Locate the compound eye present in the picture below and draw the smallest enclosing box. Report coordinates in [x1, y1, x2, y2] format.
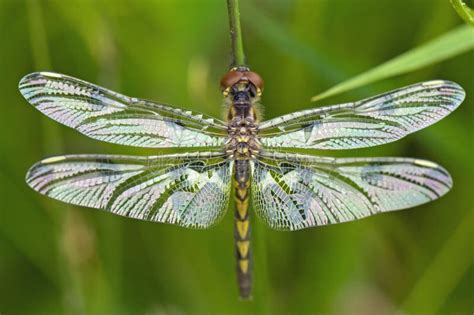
[244, 71, 264, 91]
[220, 70, 244, 91]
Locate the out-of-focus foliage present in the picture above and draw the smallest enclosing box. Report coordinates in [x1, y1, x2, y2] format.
[0, 1, 472, 315]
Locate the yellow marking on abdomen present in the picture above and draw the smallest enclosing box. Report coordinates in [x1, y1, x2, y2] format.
[239, 259, 249, 274]
[236, 187, 248, 200]
[237, 240, 250, 258]
[236, 220, 249, 239]
[235, 197, 249, 219]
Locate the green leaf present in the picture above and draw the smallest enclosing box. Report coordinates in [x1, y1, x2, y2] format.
[450, 0, 474, 25]
[311, 25, 474, 102]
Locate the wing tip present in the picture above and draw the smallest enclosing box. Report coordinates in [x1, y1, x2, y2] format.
[423, 79, 466, 108]
[25, 160, 46, 192]
[18, 73, 37, 94]
[19, 71, 63, 91]
[25, 155, 68, 190]
[19, 72, 48, 100]
[414, 158, 453, 197]
[436, 163, 453, 194]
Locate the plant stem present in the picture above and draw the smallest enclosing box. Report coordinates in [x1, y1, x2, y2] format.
[226, 0, 246, 67]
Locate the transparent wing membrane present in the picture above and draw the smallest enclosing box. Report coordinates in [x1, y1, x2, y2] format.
[259, 81, 464, 150]
[251, 152, 452, 230]
[26, 152, 233, 228]
[22, 73, 462, 231]
[19, 72, 227, 148]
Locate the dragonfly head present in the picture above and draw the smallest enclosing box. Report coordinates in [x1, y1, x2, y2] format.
[220, 67, 264, 101]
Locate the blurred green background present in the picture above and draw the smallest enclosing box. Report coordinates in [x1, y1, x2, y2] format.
[0, 0, 473, 314]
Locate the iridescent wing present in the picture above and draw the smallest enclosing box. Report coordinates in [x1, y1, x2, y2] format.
[19, 72, 227, 148]
[26, 152, 233, 228]
[259, 81, 464, 150]
[251, 151, 452, 230]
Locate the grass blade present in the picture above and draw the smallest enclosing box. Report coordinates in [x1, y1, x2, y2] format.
[311, 25, 474, 102]
[450, 0, 474, 25]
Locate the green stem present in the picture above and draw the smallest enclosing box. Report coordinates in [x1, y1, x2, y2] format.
[226, 0, 246, 67]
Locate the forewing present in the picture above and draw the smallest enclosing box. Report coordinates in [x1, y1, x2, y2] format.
[26, 152, 233, 228]
[19, 72, 227, 148]
[252, 152, 452, 230]
[259, 81, 464, 150]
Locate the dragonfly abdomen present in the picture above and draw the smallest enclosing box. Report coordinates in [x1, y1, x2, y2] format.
[234, 160, 252, 299]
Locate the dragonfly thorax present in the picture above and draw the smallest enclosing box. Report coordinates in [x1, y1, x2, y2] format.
[226, 117, 260, 160]
[221, 68, 263, 160]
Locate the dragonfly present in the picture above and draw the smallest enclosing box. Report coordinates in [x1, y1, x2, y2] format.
[20, 68, 465, 299]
